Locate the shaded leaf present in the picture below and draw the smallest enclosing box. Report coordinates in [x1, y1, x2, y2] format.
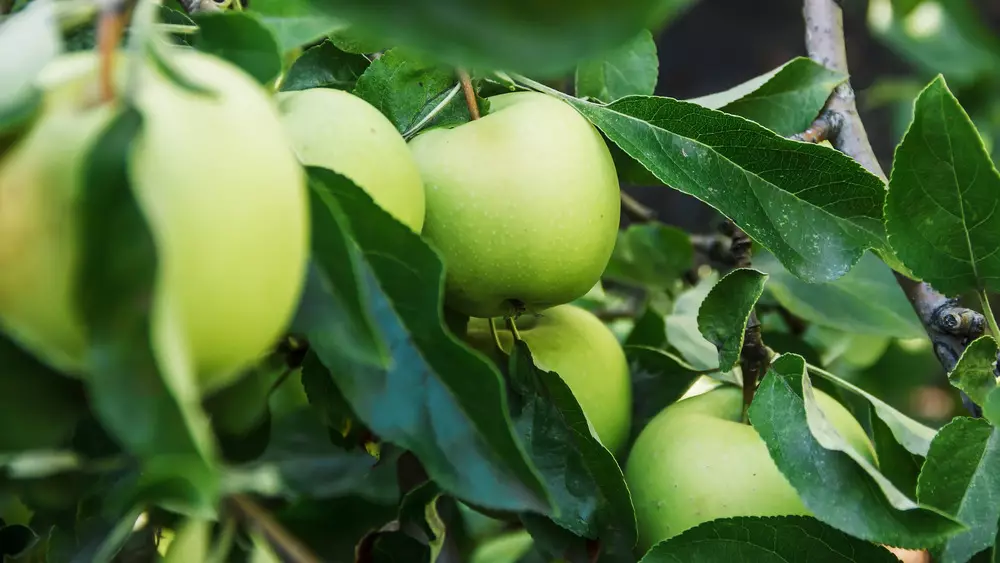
[697, 268, 767, 371]
[192, 12, 282, 85]
[749, 354, 962, 548]
[603, 223, 693, 291]
[305, 167, 550, 514]
[77, 108, 218, 512]
[871, 406, 922, 501]
[664, 273, 723, 372]
[0, 523, 37, 558]
[575, 30, 658, 103]
[948, 336, 999, 408]
[687, 57, 846, 136]
[501, 340, 636, 560]
[624, 346, 700, 446]
[886, 76, 1000, 296]
[624, 306, 667, 349]
[248, 0, 344, 53]
[280, 40, 370, 92]
[562, 93, 887, 284]
[639, 515, 900, 562]
[985, 387, 1000, 427]
[300, 350, 365, 449]
[757, 250, 924, 338]
[353, 49, 481, 135]
[917, 417, 1000, 563]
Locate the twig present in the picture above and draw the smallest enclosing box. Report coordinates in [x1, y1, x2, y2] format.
[790, 109, 843, 144]
[96, 1, 130, 103]
[457, 69, 480, 120]
[227, 494, 322, 563]
[801, 0, 986, 416]
[620, 191, 656, 223]
[724, 220, 769, 420]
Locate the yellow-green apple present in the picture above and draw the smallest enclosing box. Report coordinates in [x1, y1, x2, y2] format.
[0, 49, 308, 392]
[466, 304, 631, 454]
[277, 88, 426, 232]
[626, 385, 875, 552]
[409, 92, 620, 318]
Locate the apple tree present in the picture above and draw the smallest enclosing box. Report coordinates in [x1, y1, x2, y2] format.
[0, 0, 998, 562]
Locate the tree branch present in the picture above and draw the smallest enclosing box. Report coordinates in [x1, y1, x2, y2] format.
[723, 220, 769, 419]
[620, 191, 656, 223]
[227, 494, 322, 563]
[801, 0, 985, 416]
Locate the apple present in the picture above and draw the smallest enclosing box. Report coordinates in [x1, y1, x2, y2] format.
[469, 530, 534, 563]
[408, 92, 620, 318]
[0, 49, 309, 392]
[626, 385, 875, 552]
[465, 304, 632, 454]
[277, 88, 426, 233]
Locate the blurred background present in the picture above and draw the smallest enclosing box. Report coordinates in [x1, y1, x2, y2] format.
[630, 0, 1000, 427]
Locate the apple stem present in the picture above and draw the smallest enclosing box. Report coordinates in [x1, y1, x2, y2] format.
[458, 69, 481, 120]
[488, 318, 505, 352]
[505, 317, 523, 342]
[97, 1, 131, 104]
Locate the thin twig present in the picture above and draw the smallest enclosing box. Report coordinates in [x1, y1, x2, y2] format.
[801, 0, 986, 416]
[790, 109, 844, 144]
[457, 69, 480, 120]
[620, 191, 656, 223]
[227, 494, 322, 563]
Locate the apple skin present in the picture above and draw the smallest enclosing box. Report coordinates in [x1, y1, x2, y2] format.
[466, 304, 632, 454]
[277, 88, 426, 232]
[408, 92, 620, 318]
[0, 50, 309, 392]
[626, 385, 875, 553]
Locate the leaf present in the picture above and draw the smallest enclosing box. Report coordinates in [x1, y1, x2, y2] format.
[247, 0, 345, 53]
[575, 29, 658, 103]
[871, 407, 922, 501]
[756, 250, 924, 339]
[192, 12, 282, 85]
[917, 417, 1000, 563]
[749, 354, 962, 548]
[76, 108, 218, 512]
[0, 0, 61, 120]
[353, 49, 480, 136]
[886, 76, 1000, 296]
[284, 0, 669, 76]
[304, 167, 550, 514]
[0, 523, 37, 558]
[948, 336, 999, 408]
[502, 340, 636, 560]
[279, 40, 370, 92]
[687, 57, 847, 136]
[602, 223, 693, 291]
[300, 350, 364, 449]
[624, 346, 700, 446]
[697, 268, 767, 371]
[985, 387, 1000, 428]
[0, 334, 86, 453]
[624, 306, 667, 348]
[639, 515, 900, 562]
[163, 518, 209, 563]
[562, 94, 887, 284]
[665, 272, 722, 371]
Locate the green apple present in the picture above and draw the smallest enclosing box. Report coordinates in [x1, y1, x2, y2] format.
[409, 92, 620, 318]
[277, 88, 425, 232]
[466, 304, 631, 454]
[0, 49, 309, 392]
[626, 385, 875, 552]
[469, 530, 534, 563]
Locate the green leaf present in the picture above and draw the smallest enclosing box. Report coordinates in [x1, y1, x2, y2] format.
[300, 350, 365, 449]
[0, 334, 86, 453]
[697, 268, 767, 371]
[756, 250, 924, 339]
[247, 0, 345, 53]
[624, 346, 700, 446]
[163, 518, 210, 563]
[502, 340, 636, 560]
[749, 354, 962, 548]
[687, 57, 847, 136]
[304, 167, 550, 514]
[871, 407, 922, 501]
[639, 515, 900, 562]
[948, 336, 999, 408]
[353, 49, 481, 136]
[665, 273, 721, 371]
[192, 12, 282, 85]
[279, 40, 369, 92]
[917, 417, 1000, 563]
[624, 306, 667, 348]
[0, 0, 61, 121]
[886, 76, 1000, 296]
[575, 29, 658, 103]
[985, 387, 1000, 427]
[603, 223, 693, 291]
[76, 108, 218, 512]
[562, 94, 887, 284]
[285, 0, 669, 76]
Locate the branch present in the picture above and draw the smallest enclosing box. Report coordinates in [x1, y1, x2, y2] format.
[620, 191, 656, 223]
[723, 220, 769, 418]
[227, 494, 322, 563]
[801, 0, 985, 416]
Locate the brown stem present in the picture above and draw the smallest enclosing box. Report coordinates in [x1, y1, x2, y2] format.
[801, 0, 985, 416]
[227, 494, 322, 563]
[790, 109, 844, 144]
[458, 69, 480, 120]
[97, 3, 130, 104]
[726, 221, 769, 419]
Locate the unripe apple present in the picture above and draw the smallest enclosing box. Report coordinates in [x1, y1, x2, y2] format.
[465, 304, 632, 454]
[409, 92, 620, 318]
[0, 50, 309, 392]
[277, 88, 426, 232]
[626, 385, 875, 552]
